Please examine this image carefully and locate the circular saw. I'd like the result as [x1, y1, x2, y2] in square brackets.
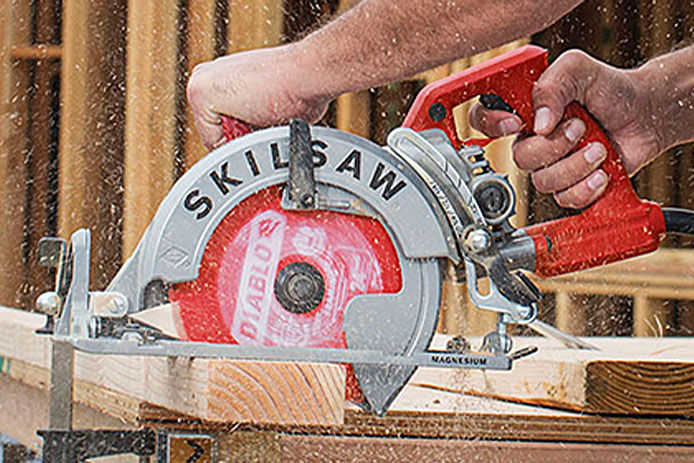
[37, 45, 690, 416]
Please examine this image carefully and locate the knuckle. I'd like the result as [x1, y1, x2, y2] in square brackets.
[186, 77, 201, 102]
[553, 192, 573, 208]
[531, 171, 551, 193]
[559, 49, 589, 68]
[512, 148, 532, 171]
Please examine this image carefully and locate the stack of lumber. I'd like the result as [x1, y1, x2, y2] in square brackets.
[1, 305, 694, 460]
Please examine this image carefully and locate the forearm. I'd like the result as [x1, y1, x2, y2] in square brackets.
[636, 44, 694, 151]
[293, 0, 582, 100]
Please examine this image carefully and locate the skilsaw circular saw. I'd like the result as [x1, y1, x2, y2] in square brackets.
[36, 45, 694, 415]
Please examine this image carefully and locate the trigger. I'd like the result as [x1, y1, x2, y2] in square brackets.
[480, 94, 517, 115]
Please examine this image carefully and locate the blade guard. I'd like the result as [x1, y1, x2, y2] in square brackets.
[403, 45, 665, 278]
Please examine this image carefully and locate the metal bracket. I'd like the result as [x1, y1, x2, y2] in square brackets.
[37, 429, 156, 462]
[36, 237, 69, 334]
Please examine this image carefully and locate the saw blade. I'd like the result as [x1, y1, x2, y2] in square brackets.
[169, 185, 402, 403]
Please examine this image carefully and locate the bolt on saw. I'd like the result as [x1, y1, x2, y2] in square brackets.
[35, 45, 694, 415]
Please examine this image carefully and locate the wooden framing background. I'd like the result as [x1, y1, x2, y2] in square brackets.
[0, 0, 693, 340]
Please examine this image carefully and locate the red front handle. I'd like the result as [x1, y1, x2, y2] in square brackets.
[221, 116, 252, 142]
[403, 45, 665, 278]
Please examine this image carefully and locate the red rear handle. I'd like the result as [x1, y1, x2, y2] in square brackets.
[221, 116, 252, 142]
[403, 45, 665, 278]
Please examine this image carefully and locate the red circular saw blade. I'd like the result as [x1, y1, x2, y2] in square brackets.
[169, 185, 402, 403]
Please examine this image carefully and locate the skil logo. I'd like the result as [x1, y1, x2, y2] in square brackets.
[182, 140, 408, 220]
[430, 354, 488, 367]
[230, 211, 285, 343]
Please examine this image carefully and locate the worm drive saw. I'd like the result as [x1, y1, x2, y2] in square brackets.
[36, 45, 682, 415]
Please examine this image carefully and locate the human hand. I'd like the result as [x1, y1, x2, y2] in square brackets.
[187, 44, 331, 149]
[468, 50, 662, 208]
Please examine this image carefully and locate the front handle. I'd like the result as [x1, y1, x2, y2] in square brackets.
[221, 116, 252, 142]
[402, 45, 665, 277]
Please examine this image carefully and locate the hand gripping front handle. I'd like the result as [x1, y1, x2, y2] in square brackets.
[403, 44, 665, 278]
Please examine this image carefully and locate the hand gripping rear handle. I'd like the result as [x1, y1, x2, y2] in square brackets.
[403, 45, 665, 278]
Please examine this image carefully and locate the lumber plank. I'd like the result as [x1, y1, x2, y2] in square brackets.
[411, 335, 694, 416]
[0, 306, 345, 426]
[59, 0, 93, 238]
[0, 0, 30, 308]
[183, 0, 217, 168]
[24, 0, 62, 319]
[633, 294, 672, 337]
[139, 384, 694, 446]
[347, 386, 694, 445]
[555, 291, 587, 335]
[336, 92, 371, 138]
[277, 435, 694, 463]
[9, 45, 62, 60]
[59, 0, 127, 289]
[4, 306, 693, 444]
[228, 0, 284, 53]
[123, 0, 179, 256]
[542, 249, 694, 287]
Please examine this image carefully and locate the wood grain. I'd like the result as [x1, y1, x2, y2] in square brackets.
[278, 435, 694, 463]
[336, 92, 371, 138]
[0, 1, 30, 308]
[555, 291, 586, 336]
[411, 335, 694, 416]
[0, 306, 345, 426]
[123, 0, 180, 256]
[9, 45, 62, 60]
[59, 0, 127, 289]
[183, 0, 218, 168]
[59, 0, 93, 238]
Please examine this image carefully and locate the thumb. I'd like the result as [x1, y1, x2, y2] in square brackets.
[532, 50, 597, 136]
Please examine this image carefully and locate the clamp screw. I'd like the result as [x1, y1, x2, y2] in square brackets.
[36, 291, 60, 315]
[465, 229, 491, 253]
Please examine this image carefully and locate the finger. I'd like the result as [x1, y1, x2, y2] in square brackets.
[553, 169, 609, 209]
[532, 50, 598, 135]
[468, 102, 523, 137]
[531, 142, 607, 193]
[512, 118, 586, 171]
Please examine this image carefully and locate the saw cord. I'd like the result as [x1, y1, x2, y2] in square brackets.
[662, 207, 694, 235]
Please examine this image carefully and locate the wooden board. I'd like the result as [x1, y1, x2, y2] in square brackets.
[536, 249, 694, 297]
[411, 335, 694, 416]
[277, 435, 694, 463]
[0, 306, 345, 427]
[182, 0, 218, 168]
[60, 0, 128, 289]
[123, 0, 180, 256]
[0, 0, 30, 308]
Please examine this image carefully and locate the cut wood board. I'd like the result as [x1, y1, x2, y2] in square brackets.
[411, 334, 694, 416]
[0, 306, 345, 426]
[535, 248, 694, 298]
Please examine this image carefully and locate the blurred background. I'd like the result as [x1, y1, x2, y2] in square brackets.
[1, 0, 693, 339]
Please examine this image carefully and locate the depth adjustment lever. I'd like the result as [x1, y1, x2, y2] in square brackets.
[285, 118, 318, 209]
